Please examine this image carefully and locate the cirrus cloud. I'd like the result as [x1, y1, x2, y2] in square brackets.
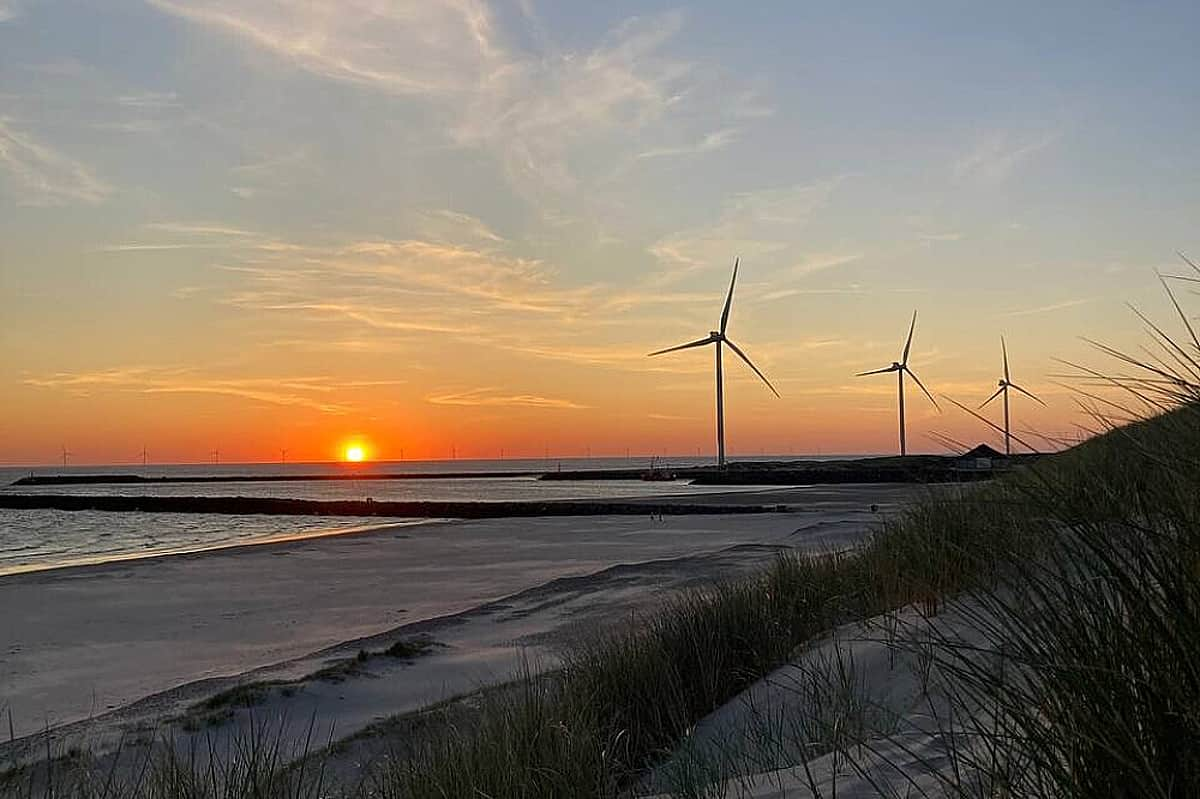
[427, 387, 588, 409]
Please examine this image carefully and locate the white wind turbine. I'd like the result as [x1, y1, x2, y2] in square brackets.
[981, 337, 1044, 455]
[648, 259, 779, 469]
[857, 310, 939, 456]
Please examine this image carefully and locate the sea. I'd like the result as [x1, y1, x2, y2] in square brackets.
[0, 455, 851, 576]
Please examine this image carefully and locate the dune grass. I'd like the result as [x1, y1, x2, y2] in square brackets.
[4, 277, 1199, 797]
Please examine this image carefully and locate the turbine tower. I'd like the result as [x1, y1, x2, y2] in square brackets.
[980, 337, 1044, 455]
[648, 258, 779, 468]
[857, 310, 939, 456]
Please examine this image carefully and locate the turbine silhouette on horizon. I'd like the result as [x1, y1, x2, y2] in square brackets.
[857, 310, 939, 456]
[980, 337, 1045, 455]
[648, 258, 779, 469]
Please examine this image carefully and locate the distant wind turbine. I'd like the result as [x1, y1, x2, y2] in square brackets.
[140, 445, 149, 466]
[980, 338, 1045, 455]
[210, 449, 220, 465]
[61, 445, 71, 468]
[857, 310, 939, 456]
[648, 258, 779, 469]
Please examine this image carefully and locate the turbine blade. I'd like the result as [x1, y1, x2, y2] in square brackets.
[979, 385, 1005, 409]
[856, 365, 896, 377]
[719, 257, 739, 335]
[724, 338, 781, 397]
[1002, 337, 1010, 382]
[904, 367, 940, 411]
[648, 335, 715, 357]
[901, 309, 917, 365]
[1008, 382, 1047, 406]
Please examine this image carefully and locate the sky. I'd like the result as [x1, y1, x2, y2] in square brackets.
[1, 1, 1198, 465]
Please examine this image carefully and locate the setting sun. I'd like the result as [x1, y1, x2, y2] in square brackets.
[344, 445, 365, 462]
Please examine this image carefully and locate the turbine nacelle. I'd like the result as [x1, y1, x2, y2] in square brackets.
[975, 337, 1046, 455]
[856, 310, 938, 456]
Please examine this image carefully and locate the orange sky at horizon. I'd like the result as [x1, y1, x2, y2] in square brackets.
[0, 304, 1148, 467]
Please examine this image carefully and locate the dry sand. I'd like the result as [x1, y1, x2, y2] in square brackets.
[0, 484, 920, 764]
[642, 600, 996, 798]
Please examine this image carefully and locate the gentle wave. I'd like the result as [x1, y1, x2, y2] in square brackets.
[0, 510, 432, 576]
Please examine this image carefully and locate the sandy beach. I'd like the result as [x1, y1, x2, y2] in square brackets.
[0, 484, 917, 757]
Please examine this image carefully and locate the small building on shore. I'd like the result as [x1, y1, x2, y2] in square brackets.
[956, 443, 1005, 472]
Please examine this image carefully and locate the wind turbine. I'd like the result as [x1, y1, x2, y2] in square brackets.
[61, 445, 71, 468]
[980, 338, 1045, 455]
[857, 310, 939, 456]
[648, 258, 779, 469]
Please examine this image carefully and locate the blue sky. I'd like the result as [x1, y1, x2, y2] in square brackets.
[1, 1, 1198, 463]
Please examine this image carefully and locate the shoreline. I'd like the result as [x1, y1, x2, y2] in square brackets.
[0, 518, 442, 580]
[10, 471, 542, 486]
[0, 493, 786, 518]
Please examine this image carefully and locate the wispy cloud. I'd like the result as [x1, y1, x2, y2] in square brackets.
[148, 222, 260, 237]
[954, 130, 1060, 183]
[147, 2, 756, 197]
[100, 221, 280, 252]
[0, 1, 19, 23]
[22, 367, 389, 414]
[1000, 297, 1093, 317]
[0, 119, 111, 205]
[427, 387, 588, 409]
[916, 231, 962, 243]
[115, 91, 180, 109]
[100, 243, 234, 252]
[147, 0, 498, 95]
[414, 209, 505, 245]
[783, 252, 863, 278]
[649, 177, 847, 283]
[759, 284, 924, 302]
[636, 128, 739, 160]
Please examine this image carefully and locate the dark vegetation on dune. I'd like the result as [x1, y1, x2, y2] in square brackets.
[3, 275, 1199, 797]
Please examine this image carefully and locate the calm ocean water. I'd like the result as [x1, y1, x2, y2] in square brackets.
[0, 455, 849, 575]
